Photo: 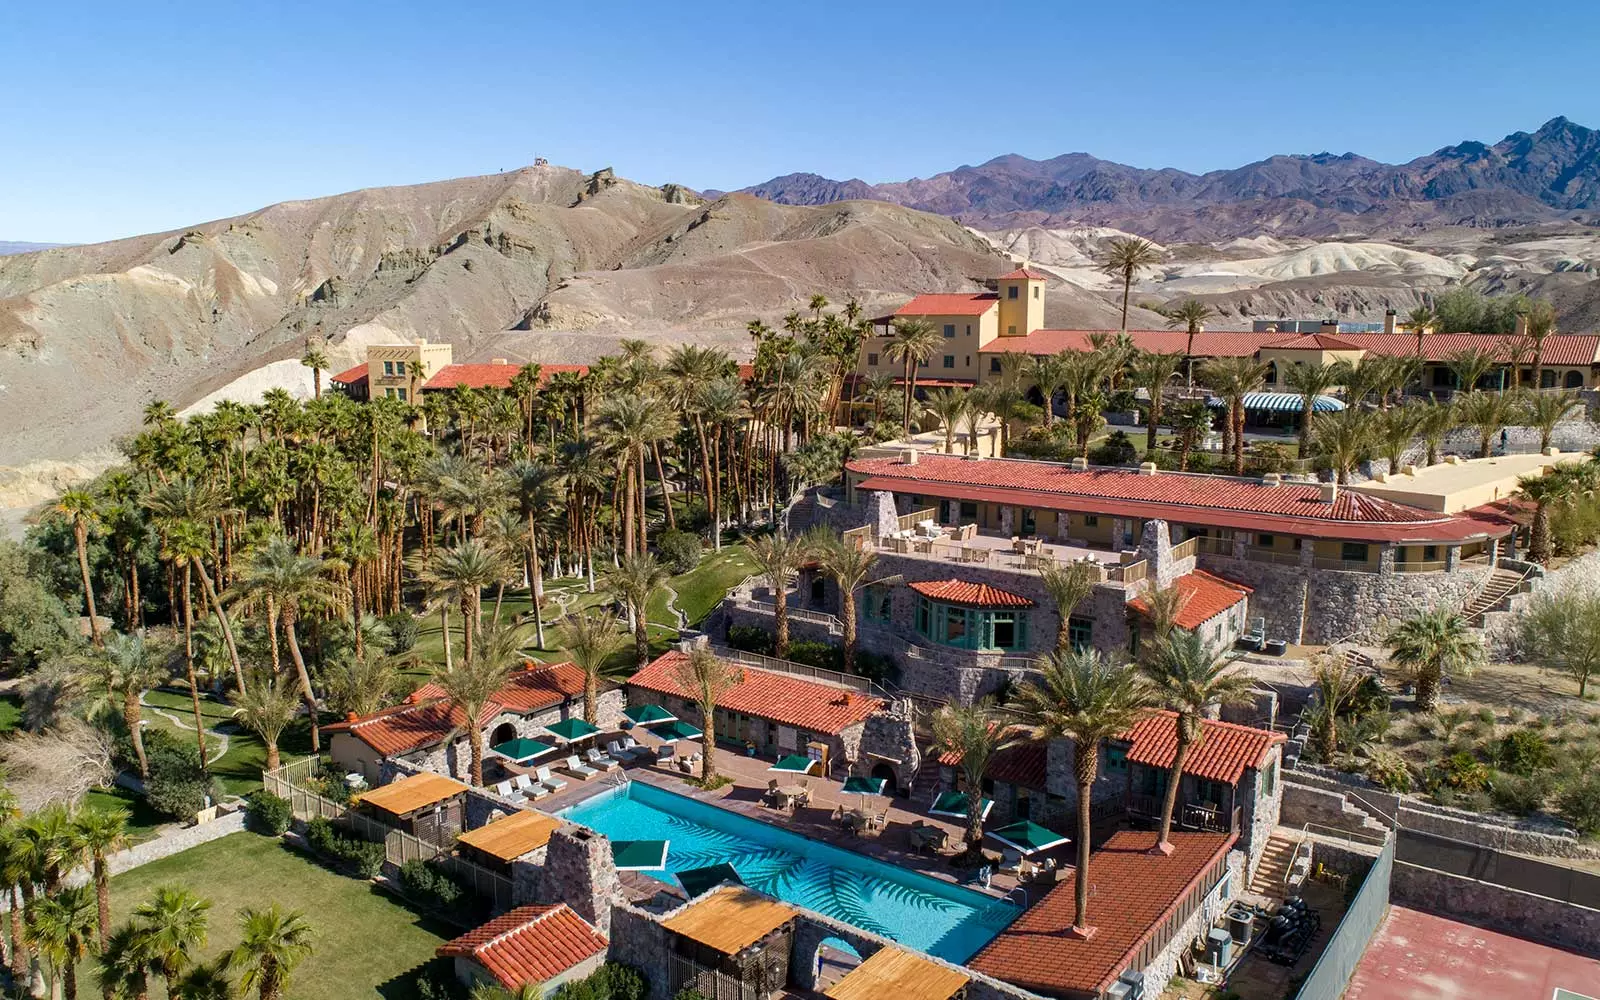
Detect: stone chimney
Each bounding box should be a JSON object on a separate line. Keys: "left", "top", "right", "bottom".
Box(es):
{"left": 1069, "top": 457, "right": 1089, "bottom": 471}
{"left": 1319, "top": 319, "right": 1340, "bottom": 336}
{"left": 1383, "top": 309, "right": 1397, "bottom": 335}
{"left": 538, "top": 825, "right": 619, "bottom": 935}
{"left": 1137, "top": 461, "right": 1158, "bottom": 476}
{"left": 901, "top": 448, "right": 919, "bottom": 465}
{"left": 1138, "top": 519, "right": 1180, "bottom": 587}
{"left": 1319, "top": 482, "right": 1338, "bottom": 503}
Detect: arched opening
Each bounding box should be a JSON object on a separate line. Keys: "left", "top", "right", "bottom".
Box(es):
{"left": 871, "top": 762, "right": 900, "bottom": 797}
{"left": 489, "top": 722, "right": 517, "bottom": 747}
{"left": 812, "top": 936, "right": 862, "bottom": 991}
{"left": 1565, "top": 370, "right": 1584, "bottom": 388}
{"left": 810, "top": 576, "right": 826, "bottom": 607}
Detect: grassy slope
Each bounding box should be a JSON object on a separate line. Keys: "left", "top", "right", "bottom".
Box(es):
{"left": 141, "top": 687, "right": 315, "bottom": 798}
{"left": 75, "top": 831, "right": 451, "bottom": 1000}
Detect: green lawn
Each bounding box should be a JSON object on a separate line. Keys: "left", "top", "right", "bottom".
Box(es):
{"left": 82, "top": 786, "right": 167, "bottom": 844}
{"left": 141, "top": 686, "right": 315, "bottom": 798}
{"left": 0, "top": 692, "right": 21, "bottom": 735}
{"left": 76, "top": 831, "right": 452, "bottom": 1000}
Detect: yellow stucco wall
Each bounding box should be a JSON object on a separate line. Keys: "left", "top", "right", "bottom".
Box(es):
{"left": 857, "top": 310, "right": 995, "bottom": 382}
{"left": 996, "top": 278, "right": 1045, "bottom": 338}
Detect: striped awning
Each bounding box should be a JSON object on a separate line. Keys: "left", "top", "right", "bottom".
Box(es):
{"left": 1207, "top": 391, "right": 1344, "bottom": 413}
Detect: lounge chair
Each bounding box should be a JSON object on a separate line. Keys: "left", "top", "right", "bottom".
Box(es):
{"left": 560, "top": 755, "right": 599, "bottom": 780}
{"left": 586, "top": 747, "right": 621, "bottom": 771}
{"left": 606, "top": 740, "right": 642, "bottom": 764}
{"left": 535, "top": 766, "right": 568, "bottom": 792}
{"left": 514, "top": 774, "right": 548, "bottom": 800}
{"left": 494, "top": 780, "right": 524, "bottom": 803}
{"left": 763, "top": 779, "right": 780, "bottom": 805}
{"left": 620, "top": 736, "right": 647, "bottom": 759}
{"left": 999, "top": 849, "right": 1024, "bottom": 876}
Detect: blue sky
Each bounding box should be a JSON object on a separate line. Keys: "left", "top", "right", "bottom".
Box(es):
{"left": 4, "top": 0, "right": 1596, "bottom": 244}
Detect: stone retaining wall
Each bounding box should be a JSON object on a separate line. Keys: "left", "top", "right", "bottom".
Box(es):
{"left": 1392, "top": 862, "right": 1600, "bottom": 956}
{"left": 107, "top": 810, "right": 247, "bottom": 877}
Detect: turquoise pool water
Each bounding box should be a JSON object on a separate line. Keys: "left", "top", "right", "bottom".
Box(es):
{"left": 558, "top": 780, "right": 1018, "bottom": 962}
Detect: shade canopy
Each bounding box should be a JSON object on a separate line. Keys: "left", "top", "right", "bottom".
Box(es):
{"left": 543, "top": 718, "right": 601, "bottom": 743}
{"left": 842, "top": 776, "right": 887, "bottom": 796}
{"left": 611, "top": 839, "right": 669, "bottom": 871}
{"left": 985, "top": 819, "right": 1070, "bottom": 855}
{"left": 929, "top": 790, "right": 992, "bottom": 821}
{"left": 623, "top": 703, "right": 677, "bottom": 726}
{"left": 490, "top": 737, "right": 554, "bottom": 762}
{"left": 769, "top": 755, "right": 820, "bottom": 776}
{"left": 648, "top": 720, "right": 703, "bottom": 742}
{"left": 676, "top": 863, "right": 743, "bottom": 898}
{"left": 1207, "top": 391, "right": 1345, "bottom": 413}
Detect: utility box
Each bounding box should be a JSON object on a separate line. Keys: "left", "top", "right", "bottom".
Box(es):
{"left": 1206, "top": 927, "right": 1233, "bottom": 966}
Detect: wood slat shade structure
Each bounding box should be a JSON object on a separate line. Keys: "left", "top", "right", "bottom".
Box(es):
{"left": 826, "top": 947, "right": 969, "bottom": 1000}
{"left": 661, "top": 886, "right": 794, "bottom": 955}
{"left": 456, "top": 811, "right": 560, "bottom": 862}
{"left": 358, "top": 772, "right": 468, "bottom": 818}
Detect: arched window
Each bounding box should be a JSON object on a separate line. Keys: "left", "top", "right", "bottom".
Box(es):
{"left": 1565, "top": 370, "right": 1584, "bottom": 388}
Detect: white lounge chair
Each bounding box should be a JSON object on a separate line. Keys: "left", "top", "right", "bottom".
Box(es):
{"left": 560, "top": 755, "right": 598, "bottom": 780}
{"left": 493, "top": 779, "right": 526, "bottom": 804}
{"left": 535, "top": 766, "right": 568, "bottom": 792}
{"left": 514, "top": 774, "right": 548, "bottom": 800}
{"left": 620, "top": 735, "right": 647, "bottom": 759}
{"left": 586, "top": 747, "right": 621, "bottom": 771}
{"left": 607, "top": 739, "right": 644, "bottom": 764}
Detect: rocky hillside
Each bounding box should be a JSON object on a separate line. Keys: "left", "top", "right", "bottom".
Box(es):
{"left": 742, "top": 117, "right": 1600, "bottom": 240}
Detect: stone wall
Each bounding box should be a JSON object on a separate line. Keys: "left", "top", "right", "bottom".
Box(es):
{"left": 605, "top": 904, "right": 672, "bottom": 1000}
{"left": 100, "top": 810, "right": 247, "bottom": 878}
{"left": 538, "top": 825, "right": 619, "bottom": 936}
{"left": 857, "top": 700, "right": 920, "bottom": 794}
{"left": 1239, "top": 747, "right": 1283, "bottom": 882}
{"left": 406, "top": 690, "right": 625, "bottom": 782}
{"left": 1392, "top": 862, "right": 1600, "bottom": 956}
{"left": 1138, "top": 849, "right": 1244, "bottom": 1000}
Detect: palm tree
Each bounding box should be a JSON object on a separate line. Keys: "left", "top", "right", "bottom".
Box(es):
{"left": 605, "top": 554, "right": 667, "bottom": 667}
{"left": 27, "top": 884, "right": 97, "bottom": 1000}
{"left": 1516, "top": 468, "right": 1574, "bottom": 564}
{"left": 1456, "top": 389, "right": 1520, "bottom": 458}
{"left": 163, "top": 520, "right": 245, "bottom": 696}
{"left": 1139, "top": 632, "right": 1254, "bottom": 851}
{"left": 412, "top": 540, "right": 505, "bottom": 669}
{"left": 667, "top": 648, "right": 741, "bottom": 784}
{"left": 1306, "top": 656, "right": 1363, "bottom": 763}
{"left": 930, "top": 700, "right": 1011, "bottom": 859}
{"left": 807, "top": 531, "right": 876, "bottom": 674}
{"left": 560, "top": 609, "right": 626, "bottom": 724}
{"left": 81, "top": 634, "right": 172, "bottom": 779}
{"left": 922, "top": 389, "right": 969, "bottom": 454}
{"left": 173, "top": 962, "right": 233, "bottom": 1000}
{"left": 1164, "top": 299, "right": 1211, "bottom": 388}
{"left": 883, "top": 319, "right": 942, "bottom": 440}
{"left": 231, "top": 669, "right": 299, "bottom": 772}
{"left": 1521, "top": 299, "right": 1558, "bottom": 388}
{"left": 1284, "top": 363, "right": 1341, "bottom": 457}
{"left": 1129, "top": 351, "right": 1183, "bottom": 451}
{"left": 1199, "top": 357, "right": 1269, "bottom": 474}
{"left": 1040, "top": 560, "right": 1100, "bottom": 653}
{"left": 53, "top": 490, "right": 104, "bottom": 647}
{"left": 1386, "top": 606, "right": 1483, "bottom": 712}
{"left": 507, "top": 459, "right": 562, "bottom": 649}
{"left": 746, "top": 532, "right": 806, "bottom": 658}
{"left": 226, "top": 906, "right": 313, "bottom": 1000}
{"left": 99, "top": 922, "right": 157, "bottom": 1000}
{"left": 433, "top": 620, "right": 526, "bottom": 786}
{"left": 1522, "top": 390, "right": 1579, "bottom": 453}
{"left": 134, "top": 886, "right": 210, "bottom": 1000}
{"left": 1009, "top": 650, "right": 1150, "bottom": 935}
{"left": 1312, "top": 409, "right": 1373, "bottom": 484}
{"left": 1098, "top": 237, "right": 1164, "bottom": 332}
{"left": 299, "top": 347, "right": 330, "bottom": 400}
{"left": 1025, "top": 354, "right": 1073, "bottom": 429}
{"left": 73, "top": 806, "right": 128, "bottom": 947}
{"left": 1169, "top": 401, "right": 1212, "bottom": 471}
{"left": 1373, "top": 405, "right": 1423, "bottom": 475}
{"left": 1446, "top": 347, "right": 1501, "bottom": 395}
{"left": 1414, "top": 399, "right": 1458, "bottom": 466}
{"left": 1407, "top": 305, "right": 1435, "bottom": 354}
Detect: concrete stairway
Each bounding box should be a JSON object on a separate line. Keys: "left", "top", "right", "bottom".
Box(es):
{"left": 909, "top": 748, "right": 944, "bottom": 806}
{"left": 1464, "top": 568, "right": 1526, "bottom": 625}
{"left": 1250, "top": 833, "right": 1303, "bottom": 894}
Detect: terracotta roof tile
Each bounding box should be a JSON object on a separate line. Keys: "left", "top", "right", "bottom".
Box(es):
{"left": 997, "top": 267, "right": 1050, "bottom": 281}
{"left": 895, "top": 293, "right": 999, "bottom": 317}
{"left": 629, "top": 652, "right": 883, "bottom": 736}
{"left": 1262, "top": 333, "right": 1364, "bottom": 350}
{"left": 909, "top": 579, "right": 1034, "bottom": 608}
{"left": 1128, "top": 570, "right": 1252, "bottom": 630}
{"left": 1342, "top": 332, "right": 1600, "bottom": 366}
{"left": 423, "top": 363, "right": 589, "bottom": 391}
{"left": 968, "top": 830, "right": 1235, "bottom": 996}
{"left": 938, "top": 741, "right": 1048, "bottom": 791}
{"left": 438, "top": 904, "right": 606, "bottom": 989}
{"left": 1120, "top": 711, "right": 1284, "bottom": 784}
{"left": 983, "top": 329, "right": 1265, "bottom": 358}
{"left": 330, "top": 363, "right": 369, "bottom": 384}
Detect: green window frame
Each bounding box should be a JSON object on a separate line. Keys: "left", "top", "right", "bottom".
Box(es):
{"left": 918, "top": 599, "right": 1029, "bottom": 651}
{"left": 1068, "top": 617, "right": 1093, "bottom": 652}
{"left": 1107, "top": 746, "right": 1128, "bottom": 771}
{"left": 863, "top": 585, "right": 892, "bottom": 623}
{"left": 1341, "top": 542, "right": 1369, "bottom": 563}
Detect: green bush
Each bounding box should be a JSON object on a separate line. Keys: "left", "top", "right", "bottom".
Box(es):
{"left": 1246, "top": 442, "right": 1293, "bottom": 475}
{"left": 726, "top": 625, "right": 774, "bottom": 655}
{"left": 1490, "top": 772, "right": 1553, "bottom": 816}
{"left": 1496, "top": 730, "right": 1554, "bottom": 776}
{"left": 553, "top": 962, "right": 647, "bottom": 1000}
{"left": 1438, "top": 751, "right": 1492, "bottom": 793}
{"left": 246, "top": 791, "right": 292, "bottom": 835}
{"left": 1366, "top": 751, "right": 1413, "bottom": 793}
{"left": 1088, "top": 430, "right": 1138, "bottom": 466}
{"left": 656, "top": 530, "right": 703, "bottom": 574}
{"left": 786, "top": 640, "right": 843, "bottom": 671}
{"left": 305, "top": 817, "right": 385, "bottom": 878}
{"left": 382, "top": 612, "right": 419, "bottom": 654}
{"left": 399, "top": 859, "right": 467, "bottom": 912}
{"left": 1556, "top": 773, "right": 1600, "bottom": 835}
{"left": 139, "top": 729, "right": 213, "bottom": 820}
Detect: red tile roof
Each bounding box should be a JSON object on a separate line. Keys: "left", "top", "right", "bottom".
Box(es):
{"left": 895, "top": 293, "right": 999, "bottom": 317}
{"left": 330, "top": 363, "right": 369, "bottom": 385}
{"left": 1343, "top": 332, "right": 1600, "bottom": 366}
{"left": 997, "top": 267, "right": 1050, "bottom": 281}
{"left": 909, "top": 579, "right": 1034, "bottom": 608}
{"left": 326, "top": 662, "right": 586, "bottom": 757}
{"left": 629, "top": 652, "right": 884, "bottom": 736}
{"left": 1128, "top": 570, "right": 1252, "bottom": 630}
{"left": 969, "top": 830, "right": 1235, "bottom": 996}
{"left": 938, "top": 741, "right": 1048, "bottom": 790}
{"left": 423, "top": 363, "right": 590, "bottom": 391}
{"left": 848, "top": 453, "right": 1511, "bottom": 544}
{"left": 1120, "top": 711, "right": 1284, "bottom": 784}
{"left": 437, "top": 904, "right": 606, "bottom": 989}
{"left": 1262, "top": 333, "right": 1364, "bottom": 351}
{"left": 983, "top": 329, "right": 1266, "bottom": 358}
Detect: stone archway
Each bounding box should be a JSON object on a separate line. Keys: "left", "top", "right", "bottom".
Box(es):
{"left": 871, "top": 762, "right": 901, "bottom": 797}
{"left": 490, "top": 721, "right": 517, "bottom": 747}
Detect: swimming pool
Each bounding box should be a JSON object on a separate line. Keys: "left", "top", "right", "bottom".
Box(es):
{"left": 558, "top": 780, "right": 1018, "bottom": 962}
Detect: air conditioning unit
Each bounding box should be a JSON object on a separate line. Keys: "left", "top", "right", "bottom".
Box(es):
{"left": 1117, "top": 969, "right": 1146, "bottom": 999}
{"left": 1105, "top": 983, "right": 1133, "bottom": 1000}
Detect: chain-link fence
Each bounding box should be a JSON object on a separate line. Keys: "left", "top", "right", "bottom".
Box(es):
{"left": 1291, "top": 833, "right": 1394, "bottom": 1000}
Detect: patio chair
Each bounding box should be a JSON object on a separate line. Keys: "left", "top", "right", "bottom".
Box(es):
{"left": 586, "top": 747, "right": 622, "bottom": 771}
{"left": 493, "top": 779, "right": 525, "bottom": 803}
{"left": 514, "top": 774, "right": 548, "bottom": 800}
{"left": 763, "top": 779, "right": 781, "bottom": 805}
{"left": 560, "top": 755, "right": 599, "bottom": 780}
{"left": 999, "top": 849, "right": 1024, "bottom": 876}
{"left": 608, "top": 739, "right": 644, "bottom": 764}
{"left": 535, "top": 765, "right": 569, "bottom": 792}
{"left": 620, "top": 735, "right": 648, "bottom": 758}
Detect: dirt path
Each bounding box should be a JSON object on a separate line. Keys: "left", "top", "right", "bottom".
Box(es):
{"left": 140, "top": 693, "right": 232, "bottom": 765}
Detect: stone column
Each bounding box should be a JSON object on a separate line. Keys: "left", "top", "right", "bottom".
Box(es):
{"left": 538, "top": 825, "right": 620, "bottom": 935}
{"left": 1231, "top": 533, "right": 1249, "bottom": 560}
{"left": 1000, "top": 505, "right": 1014, "bottom": 535}
{"left": 1446, "top": 544, "right": 1461, "bottom": 571}
{"left": 1111, "top": 518, "right": 1128, "bottom": 551}
{"left": 1139, "top": 519, "right": 1176, "bottom": 586}
{"left": 1378, "top": 543, "right": 1397, "bottom": 575}
{"left": 870, "top": 491, "right": 898, "bottom": 540}
{"left": 1299, "top": 539, "right": 1316, "bottom": 568}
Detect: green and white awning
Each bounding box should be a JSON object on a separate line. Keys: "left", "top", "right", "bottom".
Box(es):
{"left": 929, "top": 790, "right": 992, "bottom": 821}
{"left": 985, "top": 819, "right": 1069, "bottom": 855}
{"left": 623, "top": 704, "right": 677, "bottom": 726}
{"left": 490, "top": 737, "right": 554, "bottom": 762}
{"left": 542, "top": 718, "right": 601, "bottom": 743}
{"left": 769, "top": 755, "right": 820, "bottom": 776}
{"left": 1207, "top": 391, "right": 1344, "bottom": 413}
{"left": 611, "top": 839, "right": 669, "bottom": 871}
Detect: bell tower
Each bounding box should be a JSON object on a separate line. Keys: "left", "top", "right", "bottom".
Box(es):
{"left": 995, "top": 266, "right": 1047, "bottom": 336}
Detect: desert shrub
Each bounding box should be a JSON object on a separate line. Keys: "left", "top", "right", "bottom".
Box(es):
{"left": 1475, "top": 707, "right": 1497, "bottom": 726}
{"left": 1496, "top": 730, "right": 1554, "bottom": 776}
{"left": 305, "top": 817, "right": 385, "bottom": 877}
{"left": 382, "top": 612, "right": 419, "bottom": 654}
{"left": 1490, "top": 772, "right": 1553, "bottom": 816}
{"left": 1088, "top": 430, "right": 1138, "bottom": 466}
{"left": 1246, "top": 442, "right": 1293, "bottom": 474}
{"left": 553, "top": 963, "right": 647, "bottom": 1000}
{"left": 1366, "top": 751, "right": 1413, "bottom": 793}
{"left": 411, "top": 964, "right": 465, "bottom": 1000}
{"left": 1436, "top": 751, "right": 1491, "bottom": 793}
{"left": 725, "top": 625, "right": 774, "bottom": 655}
{"left": 656, "top": 529, "right": 702, "bottom": 574}
{"left": 786, "top": 640, "right": 843, "bottom": 671}
{"left": 1556, "top": 773, "right": 1600, "bottom": 835}
{"left": 245, "top": 790, "right": 292, "bottom": 835}
{"left": 399, "top": 859, "right": 467, "bottom": 911}
{"left": 139, "top": 729, "right": 213, "bottom": 819}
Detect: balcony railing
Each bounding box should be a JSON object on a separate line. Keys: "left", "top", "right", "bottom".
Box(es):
{"left": 1245, "top": 546, "right": 1303, "bottom": 566}
{"left": 1312, "top": 556, "right": 1379, "bottom": 573}
{"left": 1116, "top": 560, "right": 1149, "bottom": 584}
{"left": 1394, "top": 559, "right": 1448, "bottom": 574}
{"left": 896, "top": 507, "right": 940, "bottom": 533}
{"left": 1190, "top": 535, "right": 1235, "bottom": 557}
{"left": 1170, "top": 536, "right": 1199, "bottom": 560}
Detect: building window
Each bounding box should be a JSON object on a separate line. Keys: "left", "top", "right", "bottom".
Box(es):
{"left": 916, "top": 597, "right": 931, "bottom": 636}
{"left": 917, "top": 598, "right": 1029, "bottom": 651}
{"left": 1262, "top": 759, "right": 1277, "bottom": 795}
{"left": 382, "top": 361, "right": 395, "bottom": 376}
{"left": 1257, "top": 533, "right": 1274, "bottom": 548}
{"left": 1565, "top": 370, "right": 1584, "bottom": 388}
{"left": 943, "top": 355, "right": 955, "bottom": 369}
{"left": 1033, "top": 286, "right": 1040, "bottom": 299}
{"left": 965, "top": 356, "right": 971, "bottom": 367}
{"left": 863, "top": 585, "right": 893, "bottom": 623}
{"left": 959, "top": 501, "right": 978, "bottom": 521}
{"left": 1264, "top": 363, "right": 1277, "bottom": 385}
{"left": 919, "top": 359, "right": 928, "bottom": 368}
{"left": 989, "top": 358, "right": 1002, "bottom": 373}
{"left": 943, "top": 324, "right": 956, "bottom": 338}
{"left": 1021, "top": 508, "right": 1036, "bottom": 535}
{"left": 395, "top": 361, "right": 407, "bottom": 375}
{"left": 1341, "top": 542, "right": 1369, "bottom": 563}
{"left": 1007, "top": 325, "right": 1017, "bottom": 335}
{"left": 1424, "top": 545, "right": 1438, "bottom": 561}
{"left": 1083, "top": 515, "right": 1099, "bottom": 527}
{"left": 1008, "top": 286, "right": 1019, "bottom": 300}
{"left": 396, "top": 388, "right": 407, "bottom": 401}
{"left": 867, "top": 353, "right": 878, "bottom": 366}
{"left": 965, "top": 325, "right": 972, "bottom": 336}
{"left": 810, "top": 577, "right": 825, "bottom": 606}
{"left": 1068, "top": 617, "right": 1093, "bottom": 652}
{"left": 1107, "top": 746, "right": 1128, "bottom": 771}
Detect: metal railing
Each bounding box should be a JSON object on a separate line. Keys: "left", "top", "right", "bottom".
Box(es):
{"left": 1245, "top": 546, "right": 1304, "bottom": 566}
{"left": 1312, "top": 556, "right": 1379, "bottom": 573}
{"left": 1290, "top": 834, "right": 1394, "bottom": 1000}
{"left": 1393, "top": 559, "right": 1448, "bottom": 574}
{"left": 713, "top": 644, "right": 877, "bottom": 694}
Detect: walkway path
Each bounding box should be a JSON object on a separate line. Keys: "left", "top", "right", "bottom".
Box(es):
{"left": 140, "top": 691, "right": 232, "bottom": 765}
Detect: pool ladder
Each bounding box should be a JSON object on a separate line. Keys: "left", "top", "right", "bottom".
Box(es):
{"left": 606, "top": 771, "right": 631, "bottom": 789}
{"left": 1003, "top": 886, "right": 1029, "bottom": 908}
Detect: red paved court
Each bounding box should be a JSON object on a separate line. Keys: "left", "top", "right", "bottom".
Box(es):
{"left": 1345, "top": 906, "right": 1600, "bottom": 1000}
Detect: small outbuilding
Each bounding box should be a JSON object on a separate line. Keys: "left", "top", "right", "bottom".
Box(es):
{"left": 455, "top": 810, "right": 560, "bottom": 871}
{"left": 438, "top": 903, "right": 606, "bottom": 994}
{"left": 356, "top": 772, "right": 467, "bottom": 843}
{"left": 661, "top": 886, "right": 796, "bottom": 997}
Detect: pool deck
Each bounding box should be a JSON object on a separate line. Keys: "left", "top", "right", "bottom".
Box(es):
{"left": 536, "top": 742, "right": 1034, "bottom": 902}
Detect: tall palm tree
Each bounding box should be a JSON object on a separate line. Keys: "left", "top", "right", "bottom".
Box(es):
{"left": 73, "top": 806, "right": 128, "bottom": 948}
{"left": 1386, "top": 606, "right": 1482, "bottom": 712}
{"left": 299, "top": 347, "right": 330, "bottom": 400}
{"left": 1139, "top": 632, "right": 1254, "bottom": 851}
{"left": 173, "top": 962, "right": 233, "bottom": 1000}
{"left": 1025, "top": 354, "right": 1073, "bottom": 429}
{"left": 1199, "top": 357, "right": 1269, "bottom": 474}
{"left": 160, "top": 521, "right": 215, "bottom": 768}
{"left": 1283, "top": 363, "right": 1341, "bottom": 457}
{"left": 930, "top": 701, "right": 1012, "bottom": 859}
{"left": 226, "top": 905, "right": 313, "bottom": 1000}
{"left": 560, "top": 609, "right": 626, "bottom": 724}
{"left": 231, "top": 669, "right": 299, "bottom": 772}
{"left": 1522, "top": 390, "right": 1579, "bottom": 453}
{"left": 1521, "top": 299, "right": 1558, "bottom": 388}
{"left": 27, "top": 884, "right": 97, "bottom": 1000}
{"left": 1456, "top": 389, "right": 1520, "bottom": 458}
{"left": 1040, "top": 560, "right": 1101, "bottom": 653}
{"left": 1516, "top": 468, "right": 1574, "bottom": 564}
{"left": 1312, "top": 409, "right": 1373, "bottom": 484}
{"left": 52, "top": 490, "right": 104, "bottom": 647}
{"left": 667, "top": 648, "right": 741, "bottom": 784}
{"left": 1164, "top": 299, "right": 1211, "bottom": 388}
{"left": 81, "top": 634, "right": 172, "bottom": 779}
{"left": 1373, "top": 405, "right": 1423, "bottom": 475}
{"left": 883, "top": 318, "right": 942, "bottom": 440}
{"left": 1098, "top": 237, "right": 1164, "bottom": 332}
{"left": 410, "top": 539, "right": 504, "bottom": 671}
{"left": 1407, "top": 305, "right": 1435, "bottom": 355}
{"left": 1009, "top": 650, "right": 1151, "bottom": 935}
{"left": 595, "top": 394, "right": 676, "bottom": 554}
{"left": 99, "top": 922, "right": 157, "bottom": 1000}
{"left": 1129, "top": 351, "right": 1183, "bottom": 451}
{"left": 922, "top": 388, "right": 969, "bottom": 455}
{"left": 507, "top": 459, "right": 562, "bottom": 649}
{"left": 1446, "top": 347, "right": 1501, "bottom": 395}
{"left": 1169, "top": 401, "right": 1213, "bottom": 471}
{"left": 807, "top": 531, "right": 877, "bottom": 674}
{"left": 1414, "top": 399, "right": 1458, "bottom": 466}
{"left": 431, "top": 621, "right": 525, "bottom": 786}
{"left": 162, "top": 519, "right": 245, "bottom": 696}
{"left": 746, "top": 532, "right": 806, "bottom": 659}
{"left": 134, "top": 886, "right": 210, "bottom": 1000}
{"left": 605, "top": 554, "right": 667, "bottom": 668}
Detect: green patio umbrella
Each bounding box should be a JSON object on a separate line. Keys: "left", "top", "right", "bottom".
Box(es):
{"left": 543, "top": 717, "right": 601, "bottom": 744}
{"left": 841, "top": 776, "right": 887, "bottom": 796}
{"left": 676, "top": 863, "right": 742, "bottom": 898}
{"left": 768, "top": 754, "right": 819, "bottom": 776}
{"left": 611, "top": 839, "right": 669, "bottom": 872}
{"left": 490, "top": 737, "right": 554, "bottom": 762}
{"left": 985, "top": 819, "right": 1069, "bottom": 855}
{"left": 623, "top": 703, "right": 677, "bottom": 726}
{"left": 647, "top": 720, "right": 703, "bottom": 743}
{"left": 929, "top": 790, "right": 993, "bottom": 821}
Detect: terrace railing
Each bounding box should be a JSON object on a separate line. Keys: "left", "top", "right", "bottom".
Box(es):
{"left": 1311, "top": 556, "right": 1379, "bottom": 573}
{"left": 1393, "top": 559, "right": 1448, "bottom": 574}
{"left": 1190, "top": 535, "right": 1235, "bottom": 557}
{"left": 895, "top": 507, "right": 941, "bottom": 533}
{"left": 1170, "top": 536, "right": 1199, "bottom": 560}
{"left": 712, "top": 644, "right": 877, "bottom": 694}
{"left": 1245, "top": 546, "right": 1303, "bottom": 567}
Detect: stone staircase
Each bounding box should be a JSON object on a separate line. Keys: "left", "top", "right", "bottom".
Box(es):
{"left": 1250, "top": 833, "right": 1303, "bottom": 894}
{"left": 909, "top": 747, "right": 945, "bottom": 806}
{"left": 1464, "top": 568, "right": 1527, "bottom": 625}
